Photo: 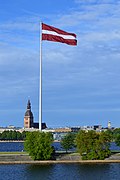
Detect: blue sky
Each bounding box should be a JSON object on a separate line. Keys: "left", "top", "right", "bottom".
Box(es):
{"left": 0, "top": 0, "right": 120, "bottom": 128}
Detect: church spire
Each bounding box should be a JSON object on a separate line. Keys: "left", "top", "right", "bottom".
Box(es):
{"left": 27, "top": 100, "right": 31, "bottom": 110}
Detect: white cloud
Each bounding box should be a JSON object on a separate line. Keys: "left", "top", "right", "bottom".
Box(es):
{"left": 75, "top": 0, "right": 120, "bottom": 4}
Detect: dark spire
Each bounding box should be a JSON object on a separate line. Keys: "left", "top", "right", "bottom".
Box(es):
{"left": 27, "top": 100, "right": 31, "bottom": 110}
{"left": 25, "top": 100, "right": 33, "bottom": 117}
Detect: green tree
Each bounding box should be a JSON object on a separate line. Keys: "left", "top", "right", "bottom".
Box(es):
{"left": 24, "top": 131, "right": 54, "bottom": 160}
{"left": 113, "top": 128, "right": 120, "bottom": 138}
{"left": 21, "top": 131, "right": 27, "bottom": 140}
{"left": 115, "top": 134, "right": 120, "bottom": 146}
{"left": 76, "top": 130, "right": 111, "bottom": 160}
{"left": 113, "top": 128, "right": 120, "bottom": 146}
{"left": 0, "top": 130, "right": 24, "bottom": 140}
{"left": 104, "top": 129, "right": 113, "bottom": 141}
{"left": 16, "top": 131, "right": 22, "bottom": 140}
{"left": 61, "top": 133, "right": 75, "bottom": 153}
{"left": 11, "top": 131, "right": 17, "bottom": 140}
{"left": 97, "top": 131, "right": 111, "bottom": 159}
{"left": 1, "top": 131, "right": 7, "bottom": 140}
{"left": 6, "top": 130, "right": 12, "bottom": 140}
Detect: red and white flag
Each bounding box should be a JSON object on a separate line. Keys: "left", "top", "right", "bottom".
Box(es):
{"left": 42, "top": 23, "right": 77, "bottom": 46}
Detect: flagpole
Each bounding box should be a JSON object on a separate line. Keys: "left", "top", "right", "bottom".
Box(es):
{"left": 39, "top": 22, "right": 42, "bottom": 131}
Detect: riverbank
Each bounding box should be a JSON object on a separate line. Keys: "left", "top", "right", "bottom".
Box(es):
{"left": 0, "top": 140, "right": 60, "bottom": 142}
{"left": 1, "top": 159, "right": 120, "bottom": 164}
{"left": 0, "top": 152, "right": 120, "bottom": 164}
{"left": 0, "top": 140, "right": 24, "bottom": 142}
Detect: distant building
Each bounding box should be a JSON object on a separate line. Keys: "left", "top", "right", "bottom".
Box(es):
{"left": 24, "top": 100, "right": 34, "bottom": 128}
{"left": 33, "top": 122, "right": 47, "bottom": 129}
{"left": 93, "top": 125, "right": 102, "bottom": 131}
{"left": 24, "top": 100, "right": 47, "bottom": 130}
{"left": 71, "top": 127, "right": 81, "bottom": 132}
{"left": 54, "top": 127, "right": 71, "bottom": 133}
{"left": 108, "top": 120, "right": 111, "bottom": 129}
{"left": 82, "top": 126, "right": 94, "bottom": 131}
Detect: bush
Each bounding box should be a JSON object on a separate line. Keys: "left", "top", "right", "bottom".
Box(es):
{"left": 24, "top": 131, "right": 54, "bottom": 160}
{"left": 76, "top": 130, "right": 111, "bottom": 160}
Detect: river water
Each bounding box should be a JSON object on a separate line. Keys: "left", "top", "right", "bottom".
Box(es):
{"left": 0, "top": 142, "right": 120, "bottom": 180}
{"left": 0, "top": 142, "right": 120, "bottom": 152}
{"left": 0, "top": 163, "right": 120, "bottom": 180}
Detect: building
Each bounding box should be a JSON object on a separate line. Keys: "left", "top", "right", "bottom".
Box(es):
{"left": 24, "top": 100, "right": 47, "bottom": 129}
{"left": 71, "top": 127, "right": 81, "bottom": 132}
{"left": 93, "top": 125, "right": 102, "bottom": 131}
{"left": 108, "top": 120, "right": 111, "bottom": 129}
{"left": 54, "top": 127, "right": 71, "bottom": 133}
{"left": 24, "top": 100, "right": 34, "bottom": 128}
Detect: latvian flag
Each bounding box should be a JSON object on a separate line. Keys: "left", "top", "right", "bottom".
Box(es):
{"left": 42, "top": 23, "right": 77, "bottom": 46}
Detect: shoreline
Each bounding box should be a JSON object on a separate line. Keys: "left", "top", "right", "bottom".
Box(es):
{"left": 0, "top": 140, "right": 60, "bottom": 143}
{"left": 1, "top": 159, "right": 120, "bottom": 164}
{"left": 0, "top": 140, "right": 24, "bottom": 142}
{"left": 0, "top": 153, "right": 120, "bottom": 164}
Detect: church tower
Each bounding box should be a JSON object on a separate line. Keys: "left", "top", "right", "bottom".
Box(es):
{"left": 108, "top": 120, "right": 111, "bottom": 129}
{"left": 24, "top": 100, "right": 34, "bottom": 128}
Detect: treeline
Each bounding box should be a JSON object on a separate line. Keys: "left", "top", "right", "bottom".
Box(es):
{"left": 0, "top": 130, "right": 27, "bottom": 140}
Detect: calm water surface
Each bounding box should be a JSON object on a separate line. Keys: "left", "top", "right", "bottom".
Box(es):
{"left": 0, "top": 142, "right": 120, "bottom": 152}
{"left": 0, "top": 142, "right": 24, "bottom": 152}
{"left": 0, "top": 163, "right": 120, "bottom": 180}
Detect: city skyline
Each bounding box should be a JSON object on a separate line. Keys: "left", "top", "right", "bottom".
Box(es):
{"left": 0, "top": 0, "right": 120, "bottom": 128}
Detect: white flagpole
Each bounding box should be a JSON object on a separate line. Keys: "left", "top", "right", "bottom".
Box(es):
{"left": 39, "top": 22, "right": 42, "bottom": 131}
